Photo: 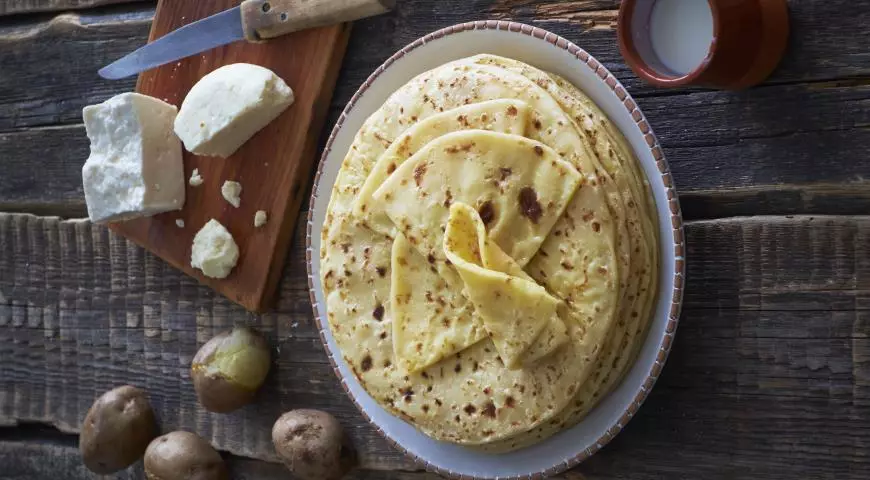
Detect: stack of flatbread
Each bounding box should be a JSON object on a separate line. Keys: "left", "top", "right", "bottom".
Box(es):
{"left": 320, "top": 55, "right": 659, "bottom": 451}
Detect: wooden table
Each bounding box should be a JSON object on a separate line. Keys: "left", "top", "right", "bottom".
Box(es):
{"left": 1, "top": 1, "right": 869, "bottom": 478}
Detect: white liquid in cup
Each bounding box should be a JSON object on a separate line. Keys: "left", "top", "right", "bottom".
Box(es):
{"left": 649, "top": 0, "right": 714, "bottom": 75}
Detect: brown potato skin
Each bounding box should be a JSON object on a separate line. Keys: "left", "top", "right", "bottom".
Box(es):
{"left": 144, "top": 431, "right": 228, "bottom": 480}
{"left": 190, "top": 327, "right": 271, "bottom": 413}
{"left": 272, "top": 409, "right": 356, "bottom": 480}
{"left": 79, "top": 385, "right": 157, "bottom": 474}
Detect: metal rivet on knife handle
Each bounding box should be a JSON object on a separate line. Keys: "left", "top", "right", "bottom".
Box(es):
{"left": 241, "top": 0, "right": 396, "bottom": 42}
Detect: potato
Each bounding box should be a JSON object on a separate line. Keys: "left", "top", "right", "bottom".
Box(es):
{"left": 190, "top": 326, "right": 271, "bottom": 412}
{"left": 272, "top": 409, "right": 356, "bottom": 480}
{"left": 144, "top": 431, "right": 228, "bottom": 480}
{"left": 79, "top": 385, "right": 157, "bottom": 474}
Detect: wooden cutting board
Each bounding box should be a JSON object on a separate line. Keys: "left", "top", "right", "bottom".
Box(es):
{"left": 110, "top": 0, "right": 351, "bottom": 312}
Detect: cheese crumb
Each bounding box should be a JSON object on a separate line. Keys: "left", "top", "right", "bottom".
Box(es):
{"left": 254, "top": 210, "right": 268, "bottom": 228}
{"left": 175, "top": 219, "right": 185, "bottom": 228}
{"left": 191, "top": 219, "right": 239, "bottom": 279}
{"left": 221, "top": 181, "right": 242, "bottom": 208}
{"left": 189, "top": 168, "right": 203, "bottom": 187}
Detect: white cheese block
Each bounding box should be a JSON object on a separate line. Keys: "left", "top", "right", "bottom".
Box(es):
{"left": 174, "top": 63, "right": 295, "bottom": 158}
{"left": 191, "top": 219, "right": 239, "bottom": 279}
{"left": 221, "top": 181, "right": 242, "bottom": 208}
{"left": 81, "top": 92, "right": 185, "bottom": 223}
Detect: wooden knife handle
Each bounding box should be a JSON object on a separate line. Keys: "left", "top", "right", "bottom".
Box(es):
{"left": 241, "top": 0, "right": 395, "bottom": 41}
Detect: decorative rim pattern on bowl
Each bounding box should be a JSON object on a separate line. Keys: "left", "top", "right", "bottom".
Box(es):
{"left": 305, "top": 20, "right": 686, "bottom": 480}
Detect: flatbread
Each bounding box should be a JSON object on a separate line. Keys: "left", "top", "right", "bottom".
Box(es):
{"left": 391, "top": 233, "right": 486, "bottom": 373}
{"left": 464, "top": 56, "right": 660, "bottom": 451}
{"left": 443, "top": 202, "right": 566, "bottom": 369}
{"left": 319, "top": 55, "right": 658, "bottom": 448}
{"left": 354, "top": 99, "right": 532, "bottom": 237}
{"left": 373, "top": 129, "right": 582, "bottom": 269}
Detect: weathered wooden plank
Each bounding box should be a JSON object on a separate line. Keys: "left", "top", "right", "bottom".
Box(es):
{"left": 4, "top": 5, "right": 870, "bottom": 217}
{"left": 0, "top": 0, "right": 142, "bottom": 16}
{"left": 2, "top": 213, "right": 870, "bottom": 478}
{"left": 0, "top": 125, "right": 87, "bottom": 216}
{"left": 682, "top": 185, "right": 870, "bottom": 220}
{"left": 0, "top": 436, "right": 446, "bottom": 479}
{"left": 7, "top": 80, "right": 870, "bottom": 218}
{"left": 0, "top": 6, "right": 151, "bottom": 130}
{"left": 4, "top": 0, "right": 870, "bottom": 132}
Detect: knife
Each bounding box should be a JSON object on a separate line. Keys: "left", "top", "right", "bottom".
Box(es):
{"left": 99, "top": 0, "right": 395, "bottom": 80}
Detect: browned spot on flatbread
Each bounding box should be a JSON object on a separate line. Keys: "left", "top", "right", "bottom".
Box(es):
{"left": 376, "top": 266, "right": 387, "bottom": 277}
{"left": 427, "top": 254, "right": 436, "bottom": 264}
{"left": 507, "top": 105, "right": 518, "bottom": 116}
{"left": 445, "top": 142, "right": 475, "bottom": 154}
{"left": 444, "top": 189, "right": 453, "bottom": 207}
{"left": 464, "top": 404, "right": 477, "bottom": 415}
{"left": 414, "top": 163, "right": 427, "bottom": 186}
{"left": 592, "top": 222, "right": 601, "bottom": 232}
{"left": 373, "top": 132, "right": 391, "bottom": 148}
{"left": 533, "top": 145, "right": 544, "bottom": 156}
{"left": 499, "top": 167, "right": 512, "bottom": 180}
{"left": 372, "top": 304, "right": 384, "bottom": 321}
{"left": 481, "top": 401, "right": 497, "bottom": 418}
{"left": 533, "top": 119, "right": 542, "bottom": 130}
{"left": 361, "top": 355, "right": 372, "bottom": 372}
{"left": 505, "top": 396, "right": 516, "bottom": 408}
{"left": 478, "top": 201, "right": 495, "bottom": 226}
{"left": 518, "top": 187, "right": 543, "bottom": 223}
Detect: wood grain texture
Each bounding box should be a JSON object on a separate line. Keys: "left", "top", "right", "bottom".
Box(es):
{"left": 6, "top": 84, "right": 870, "bottom": 219}
{"left": 4, "top": 0, "right": 870, "bottom": 477}
{"left": 0, "top": 6, "right": 151, "bottom": 131}
{"left": 2, "top": 213, "right": 870, "bottom": 478}
{"left": 0, "top": 0, "right": 141, "bottom": 16}
{"left": 0, "top": 437, "right": 447, "bottom": 479}
{"left": 4, "top": 3, "right": 870, "bottom": 220}
{"left": 6, "top": 0, "right": 870, "bottom": 130}
{"left": 110, "top": 0, "right": 351, "bottom": 312}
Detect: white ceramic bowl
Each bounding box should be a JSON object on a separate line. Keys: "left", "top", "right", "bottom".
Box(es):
{"left": 306, "top": 21, "right": 685, "bottom": 480}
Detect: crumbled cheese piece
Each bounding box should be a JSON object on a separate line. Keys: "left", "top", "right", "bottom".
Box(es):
{"left": 190, "top": 219, "right": 239, "bottom": 279}
{"left": 189, "top": 168, "right": 203, "bottom": 187}
{"left": 81, "top": 92, "right": 185, "bottom": 223}
{"left": 221, "top": 181, "right": 242, "bottom": 208}
{"left": 175, "top": 219, "right": 185, "bottom": 228}
{"left": 174, "top": 63, "right": 295, "bottom": 158}
{"left": 254, "top": 210, "right": 268, "bottom": 228}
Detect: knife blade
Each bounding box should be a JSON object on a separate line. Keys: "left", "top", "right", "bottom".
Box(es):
{"left": 99, "top": 0, "right": 395, "bottom": 80}
{"left": 99, "top": 7, "right": 244, "bottom": 80}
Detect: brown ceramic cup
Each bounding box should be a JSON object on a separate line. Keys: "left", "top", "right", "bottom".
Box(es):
{"left": 618, "top": 0, "right": 789, "bottom": 89}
